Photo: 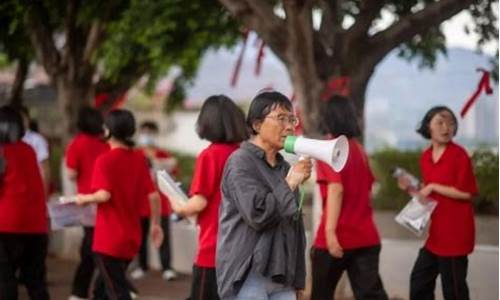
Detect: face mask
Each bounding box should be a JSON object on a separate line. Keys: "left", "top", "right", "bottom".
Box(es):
{"left": 138, "top": 134, "right": 156, "bottom": 146}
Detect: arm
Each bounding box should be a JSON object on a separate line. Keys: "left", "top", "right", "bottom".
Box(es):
{"left": 420, "top": 183, "right": 473, "bottom": 201}
{"left": 324, "top": 183, "right": 344, "bottom": 258}
{"left": 148, "top": 191, "right": 164, "bottom": 248}
{"left": 76, "top": 189, "right": 110, "bottom": 205}
{"left": 40, "top": 159, "right": 51, "bottom": 197}
{"left": 67, "top": 167, "right": 78, "bottom": 181}
{"left": 170, "top": 194, "right": 207, "bottom": 217}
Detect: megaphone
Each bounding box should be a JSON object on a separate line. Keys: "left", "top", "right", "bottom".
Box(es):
{"left": 284, "top": 135, "right": 349, "bottom": 172}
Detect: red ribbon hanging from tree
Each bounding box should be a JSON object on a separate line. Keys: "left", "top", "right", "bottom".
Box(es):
{"left": 255, "top": 39, "right": 266, "bottom": 76}
{"left": 460, "top": 69, "right": 493, "bottom": 118}
{"left": 230, "top": 30, "right": 249, "bottom": 87}
{"left": 321, "top": 76, "right": 351, "bottom": 101}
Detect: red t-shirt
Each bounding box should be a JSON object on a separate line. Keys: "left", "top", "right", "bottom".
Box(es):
{"left": 421, "top": 142, "right": 478, "bottom": 256}
{"left": 314, "top": 139, "right": 380, "bottom": 250}
{"left": 91, "top": 148, "right": 156, "bottom": 259}
{"left": 189, "top": 143, "right": 239, "bottom": 267}
{"left": 65, "top": 133, "right": 109, "bottom": 194}
{"left": 138, "top": 148, "right": 175, "bottom": 217}
{"left": 0, "top": 141, "right": 47, "bottom": 233}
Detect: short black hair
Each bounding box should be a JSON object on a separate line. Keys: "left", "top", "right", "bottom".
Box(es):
{"left": 196, "top": 95, "right": 248, "bottom": 143}
{"left": 416, "top": 106, "right": 458, "bottom": 139}
{"left": 77, "top": 107, "right": 104, "bottom": 135}
{"left": 139, "top": 120, "right": 159, "bottom": 133}
{"left": 0, "top": 106, "right": 25, "bottom": 144}
{"left": 246, "top": 91, "right": 293, "bottom": 135}
{"left": 320, "top": 95, "right": 361, "bottom": 138}
{"left": 104, "top": 109, "right": 136, "bottom": 147}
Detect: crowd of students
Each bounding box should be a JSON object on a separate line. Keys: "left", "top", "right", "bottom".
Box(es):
{"left": 0, "top": 90, "right": 478, "bottom": 300}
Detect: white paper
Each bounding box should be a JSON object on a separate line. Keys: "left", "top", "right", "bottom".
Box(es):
{"left": 47, "top": 199, "right": 96, "bottom": 230}
{"left": 156, "top": 170, "right": 196, "bottom": 225}
{"left": 395, "top": 196, "right": 437, "bottom": 236}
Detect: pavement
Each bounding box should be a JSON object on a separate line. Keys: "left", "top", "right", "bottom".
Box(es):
{"left": 18, "top": 238, "right": 498, "bottom": 300}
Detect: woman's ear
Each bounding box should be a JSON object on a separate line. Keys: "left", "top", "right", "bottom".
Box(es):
{"left": 252, "top": 121, "right": 262, "bottom": 134}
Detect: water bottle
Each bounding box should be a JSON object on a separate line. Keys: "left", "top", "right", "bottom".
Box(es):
{"left": 392, "top": 167, "right": 420, "bottom": 192}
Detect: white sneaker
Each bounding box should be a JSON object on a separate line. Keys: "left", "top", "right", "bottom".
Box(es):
{"left": 162, "top": 269, "right": 178, "bottom": 281}
{"left": 130, "top": 291, "right": 138, "bottom": 299}
{"left": 68, "top": 296, "right": 87, "bottom": 300}
{"left": 130, "top": 268, "right": 146, "bottom": 280}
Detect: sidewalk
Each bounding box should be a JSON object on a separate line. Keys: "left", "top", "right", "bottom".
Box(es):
{"left": 19, "top": 238, "right": 498, "bottom": 300}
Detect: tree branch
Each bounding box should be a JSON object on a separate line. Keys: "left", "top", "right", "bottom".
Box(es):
{"left": 218, "top": 0, "right": 289, "bottom": 63}
{"left": 83, "top": 20, "right": 105, "bottom": 63}
{"left": 369, "top": 0, "right": 474, "bottom": 63}
{"left": 318, "top": 0, "right": 342, "bottom": 51}
{"left": 345, "top": 0, "right": 385, "bottom": 40}
{"left": 24, "top": 2, "right": 60, "bottom": 77}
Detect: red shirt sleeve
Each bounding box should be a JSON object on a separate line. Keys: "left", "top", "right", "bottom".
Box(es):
{"left": 316, "top": 160, "right": 341, "bottom": 184}
{"left": 65, "top": 139, "right": 79, "bottom": 170}
{"left": 189, "top": 150, "right": 216, "bottom": 198}
{"left": 91, "top": 156, "right": 112, "bottom": 192}
{"left": 454, "top": 150, "right": 478, "bottom": 195}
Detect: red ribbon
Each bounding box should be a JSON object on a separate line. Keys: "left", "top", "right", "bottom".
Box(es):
{"left": 321, "top": 76, "right": 351, "bottom": 101}
{"left": 460, "top": 69, "right": 493, "bottom": 118}
{"left": 94, "top": 92, "right": 126, "bottom": 111}
{"left": 255, "top": 40, "right": 265, "bottom": 76}
{"left": 230, "top": 30, "right": 249, "bottom": 87}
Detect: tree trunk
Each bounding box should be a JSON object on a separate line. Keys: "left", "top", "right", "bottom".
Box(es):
{"left": 9, "top": 57, "right": 29, "bottom": 108}
{"left": 55, "top": 75, "right": 94, "bottom": 143}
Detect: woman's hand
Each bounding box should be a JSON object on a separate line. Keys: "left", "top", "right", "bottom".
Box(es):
{"left": 286, "top": 158, "right": 313, "bottom": 190}
{"left": 397, "top": 176, "right": 411, "bottom": 191}
{"left": 326, "top": 233, "right": 344, "bottom": 258}
{"left": 75, "top": 194, "right": 89, "bottom": 206}
{"left": 150, "top": 223, "right": 164, "bottom": 248}
{"left": 419, "top": 184, "right": 434, "bottom": 198}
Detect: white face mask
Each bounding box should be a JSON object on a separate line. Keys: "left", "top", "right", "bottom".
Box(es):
{"left": 138, "top": 134, "right": 156, "bottom": 146}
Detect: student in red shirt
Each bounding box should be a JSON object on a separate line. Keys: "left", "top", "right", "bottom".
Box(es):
{"left": 131, "top": 120, "right": 179, "bottom": 281}
{"left": 169, "top": 95, "right": 248, "bottom": 300}
{"left": 75, "top": 109, "right": 163, "bottom": 300}
{"left": 0, "top": 106, "right": 50, "bottom": 300}
{"left": 66, "top": 107, "right": 110, "bottom": 300}
{"left": 400, "top": 106, "right": 478, "bottom": 300}
{"left": 311, "top": 96, "right": 388, "bottom": 300}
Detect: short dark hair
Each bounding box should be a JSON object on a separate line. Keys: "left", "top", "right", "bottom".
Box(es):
{"left": 320, "top": 95, "right": 361, "bottom": 138}
{"left": 0, "top": 106, "right": 25, "bottom": 144}
{"left": 77, "top": 107, "right": 104, "bottom": 135}
{"left": 139, "top": 120, "right": 159, "bottom": 133}
{"left": 416, "top": 106, "right": 458, "bottom": 139}
{"left": 246, "top": 91, "right": 293, "bottom": 135}
{"left": 104, "top": 109, "right": 136, "bottom": 147}
{"left": 196, "top": 95, "right": 248, "bottom": 143}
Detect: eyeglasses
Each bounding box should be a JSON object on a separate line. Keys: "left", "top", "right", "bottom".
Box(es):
{"left": 266, "top": 114, "right": 300, "bottom": 126}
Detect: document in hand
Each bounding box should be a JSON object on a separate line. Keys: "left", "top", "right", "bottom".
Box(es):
{"left": 47, "top": 198, "right": 96, "bottom": 230}
{"left": 395, "top": 196, "right": 437, "bottom": 236}
{"left": 156, "top": 170, "right": 196, "bottom": 225}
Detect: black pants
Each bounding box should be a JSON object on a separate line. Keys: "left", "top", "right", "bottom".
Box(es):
{"left": 93, "top": 253, "right": 133, "bottom": 300}
{"left": 138, "top": 216, "right": 172, "bottom": 271}
{"left": 0, "top": 233, "right": 50, "bottom": 300}
{"left": 311, "top": 245, "right": 388, "bottom": 300}
{"left": 71, "top": 227, "right": 95, "bottom": 298}
{"left": 189, "top": 265, "right": 219, "bottom": 300}
{"left": 410, "top": 247, "right": 470, "bottom": 300}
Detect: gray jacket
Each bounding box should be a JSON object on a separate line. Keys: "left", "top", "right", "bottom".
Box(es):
{"left": 216, "top": 141, "right": 306, "bottom": 299}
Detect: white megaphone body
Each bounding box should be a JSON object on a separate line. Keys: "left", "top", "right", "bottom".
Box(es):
{"left": 283, "top": 135, "right": 349, "bottom": 172}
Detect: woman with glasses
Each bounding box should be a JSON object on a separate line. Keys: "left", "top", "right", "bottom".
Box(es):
{"left": 216, "top": 91, "right": 311, "bottom": 300}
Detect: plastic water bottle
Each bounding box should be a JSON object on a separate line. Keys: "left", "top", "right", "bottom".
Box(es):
{"left": 392, "top": 167, "right": 420, "bottom": 192}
